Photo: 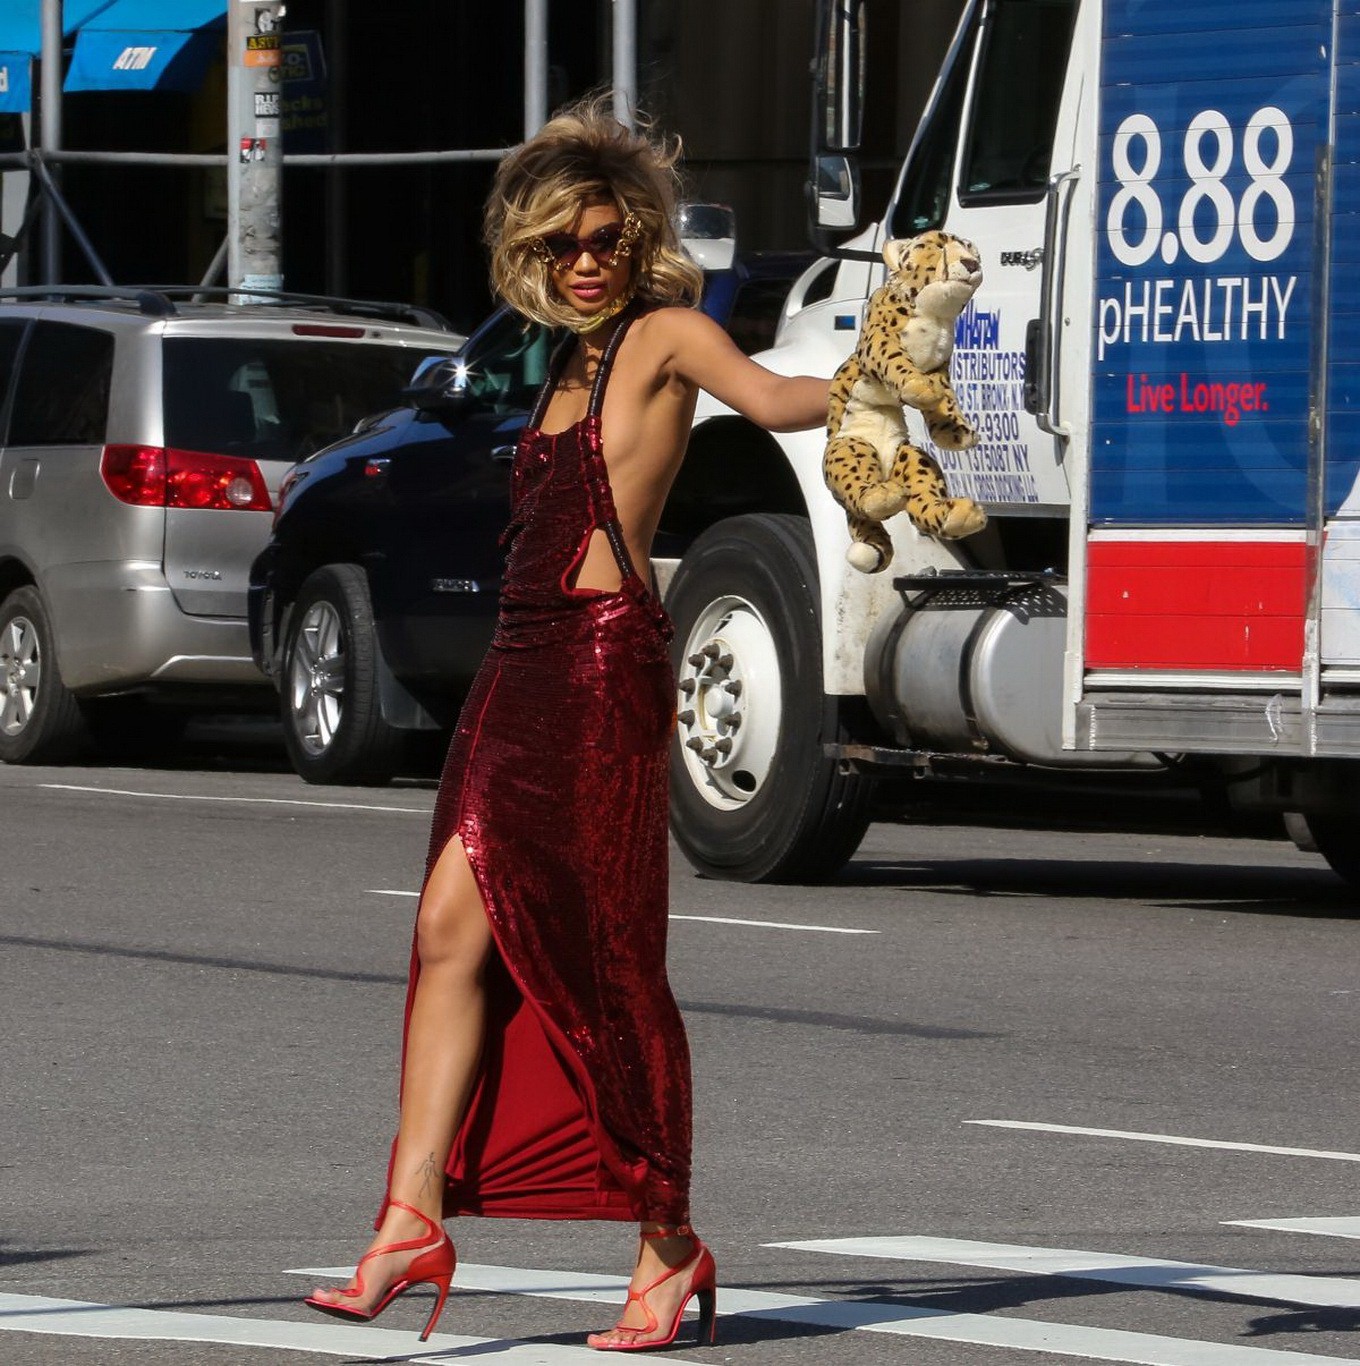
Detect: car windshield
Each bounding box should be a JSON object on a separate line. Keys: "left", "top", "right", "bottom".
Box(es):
{"left": 163, "top": 338, "right": 451, "bottom": 463}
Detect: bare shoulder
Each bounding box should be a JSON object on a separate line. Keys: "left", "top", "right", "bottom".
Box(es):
{"left": 634, "top": 303, "right": 728, "bottom": 354}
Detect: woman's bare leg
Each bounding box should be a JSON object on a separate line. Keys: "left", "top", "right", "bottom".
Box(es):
{"left": 311, "top": 836, "right": 493, "bottom": 1309}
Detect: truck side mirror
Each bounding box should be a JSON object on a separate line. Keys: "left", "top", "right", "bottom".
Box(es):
{"left": 813, "top": 153, "right": 860, "bottom": 230}
{"left": 817, "top": 0, "right": 865, "bottom": 153}
{"left": 810, "top": 0, "right": 866, "bottom": 239}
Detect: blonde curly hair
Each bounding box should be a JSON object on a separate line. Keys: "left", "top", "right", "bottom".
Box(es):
{"left": 484, "top": 94, "right": 704, "bottom": 329}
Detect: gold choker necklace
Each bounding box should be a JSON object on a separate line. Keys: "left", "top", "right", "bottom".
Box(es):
{"left": 565, "top": 288, "right": 635, "bottom": 335}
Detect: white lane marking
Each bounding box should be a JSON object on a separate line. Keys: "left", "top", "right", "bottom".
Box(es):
{"left": 289, "top": 1263, "right": 1360, "bottom": 1366}
{"left": 669, "top": 914, "right": 878, "bottom": 935}
{"left": 1226, "top": 1218, "right": 1360, "bottom": 1240}
{"left": 367, "top": 889, "right": 877, "bottom": 934}
{"left": 0, "top": 1289, "right": 697, "bottom": 1362}
{"left": 41, "top": 783, "right": 427, "bottom": 815}
{"left": 769, "top": 1236, "right": 1360, "bottom": 1310}
{"left": 966, "top": 1119, "right": 1360, "bottom": 1163}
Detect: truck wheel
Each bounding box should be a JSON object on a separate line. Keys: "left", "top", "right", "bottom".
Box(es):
{"left": 1303, "top": 814, "right": 1360, "bottom": 887}
{"left": 0, "top": 586, "right": 87, "bottom": 765}
{"left": 666, "top": 513, "right": 873, "bottom": 882}
{"left": 281, "top": 564, "right": 403, "bottom": 785}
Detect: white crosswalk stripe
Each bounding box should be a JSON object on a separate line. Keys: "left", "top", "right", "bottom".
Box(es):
{"left": 1225, "top": 1218, "right": 1360, "bottom": 1241}
{"left": 0, "top": 1288, "right": 709, "bottom": 1363}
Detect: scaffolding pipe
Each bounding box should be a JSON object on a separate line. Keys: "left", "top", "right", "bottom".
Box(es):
{"left": 40, "top": 0, "right": 62, "bottom": 282}
{"left": 325, "top": 0, "right": 348, "bottom": 295}
{"left": 29, "top": 154, "right": 113, "bottom": 284}
{"left": 613, "top": 0, "right": 636, "bottom": 129}
{"left": 524, "top": 0, "right": 548, "bottom": 138}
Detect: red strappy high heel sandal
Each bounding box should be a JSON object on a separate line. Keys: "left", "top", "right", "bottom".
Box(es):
{"left": 586, "top": 1224, "right": 718, "bottom": 1352}
{"left": 304, "top": 1199, "right": 456, "bottom": 1342}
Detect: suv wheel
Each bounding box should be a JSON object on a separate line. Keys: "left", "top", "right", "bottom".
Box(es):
{"left": 0, "top": 586, "right": 88, "bottom": 764}
{"left": 281, "top": 564, "right": 404, "bottom": 785}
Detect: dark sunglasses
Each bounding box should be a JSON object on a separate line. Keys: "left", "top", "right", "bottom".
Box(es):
{"left": 532, "top": 213, "right": 643, "bottom": 270}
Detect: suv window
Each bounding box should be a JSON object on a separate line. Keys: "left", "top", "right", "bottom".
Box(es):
{"left": 10, "top": 321, "right": 114, "bottom": 445}
{"left": 0, "top": 319, "right": 26, "bottom": 438}
{"left": 459, "top": 312, "right": 556, "bottom": 413}
{"left": 726, "top": 278, "right": 798, "bottom": 356}
{"left": 163, "top": 338, "right": 450, "bottom": 462}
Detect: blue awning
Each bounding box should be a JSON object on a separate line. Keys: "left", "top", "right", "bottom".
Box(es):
{"left": 0, "top": 2, "right": 117, "bottom": 113}
{"left": 0, "top": 52, "right": 34, "bottom": 115}
{"left": 66, "top": 0, "right": 226, "bottom": 94}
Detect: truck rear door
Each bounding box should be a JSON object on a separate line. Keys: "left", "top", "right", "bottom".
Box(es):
{"left": 1072, "top": 0, "right": 1338, "bottom": 756}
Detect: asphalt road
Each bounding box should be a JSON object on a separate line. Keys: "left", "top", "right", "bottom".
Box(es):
{"left": 1, "top": 742, "right": 1358, "bottom": 1366}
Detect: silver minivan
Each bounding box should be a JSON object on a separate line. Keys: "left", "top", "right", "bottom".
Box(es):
{"left": 0, "top": 289, "right": 459, "bottom": 763}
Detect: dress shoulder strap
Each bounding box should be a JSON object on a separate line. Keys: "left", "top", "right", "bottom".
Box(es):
{"left": 586, "top": 306, "right": 639, "bottom": 418}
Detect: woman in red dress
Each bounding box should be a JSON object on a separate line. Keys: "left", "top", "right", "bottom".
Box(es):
{"left": 305, "top": 96, "right": 829, "bottom": 1351}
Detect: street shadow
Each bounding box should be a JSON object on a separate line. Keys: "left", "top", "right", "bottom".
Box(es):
{"left": 1246, "top": 1306, "right": 1360, "bottom": 1337}
{"left": 836, "top": 855, "right": 1356, "bottom": 916}
{"left": 0, "top": 1243, "right": 95, "bottom": 1270}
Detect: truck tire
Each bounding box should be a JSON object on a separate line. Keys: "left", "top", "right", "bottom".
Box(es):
{"left": 666, "top": 513, "right": 873, "bottom": 882}
{"left": 281, "top": 564, "right": 404, "bottom": 785}
{"left": 0, "top": 585, "right": 88, "bottom": 765}
{"left": 1303, "top": 814, "right": 1360, "bottom": 887}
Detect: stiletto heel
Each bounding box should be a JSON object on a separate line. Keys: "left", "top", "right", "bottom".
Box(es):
{"left": 419, "top": 1270, "right": 454, "bottom": 1342}
{"left": 304, "top": 1199, "right": 456, "bottom": 1340}
{"left": 586, "top": 1224, "right": 718, "bottom": 1352}
{"left": 695, "top": 1286, "right": 717, "bottom": 1345}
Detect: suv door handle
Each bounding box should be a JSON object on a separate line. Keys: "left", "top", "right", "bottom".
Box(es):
{"left": 491, "top": 444, "right": 517, "bottom": 462}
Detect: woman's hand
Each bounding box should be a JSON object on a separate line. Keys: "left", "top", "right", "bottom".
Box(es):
{"left": 654, "top": 307, "right": 830, "bottom": 433}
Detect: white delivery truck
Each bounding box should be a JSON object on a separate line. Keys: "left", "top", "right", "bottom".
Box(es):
{"left": 663, "top": 0, "right": 1360, "bottom": 886}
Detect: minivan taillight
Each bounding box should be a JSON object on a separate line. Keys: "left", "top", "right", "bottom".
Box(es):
{"left": 100, "top": 445, "right": 272, "bottom": 512}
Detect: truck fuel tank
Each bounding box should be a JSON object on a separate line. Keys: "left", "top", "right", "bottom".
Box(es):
{"left": 865, "top": 570, "right": 1154, "bottom": 768}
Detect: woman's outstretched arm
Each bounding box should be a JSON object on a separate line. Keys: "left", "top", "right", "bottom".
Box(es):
{"left": 655, "top": 306, "right": 831, "bottom": 433}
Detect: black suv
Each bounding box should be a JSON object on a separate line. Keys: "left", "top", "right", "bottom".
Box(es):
{"left": 250, "top": 254, "right": 817, "bottom": 783}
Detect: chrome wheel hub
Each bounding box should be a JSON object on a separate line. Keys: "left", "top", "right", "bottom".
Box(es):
{"left": 288, "top": 601, "right": 345, "bottom": 756}
{"left": 675, "top": 595, "right": 781, "bottom": 810}
{"left": 0, "top": 615, "right": 41, "bottom": 737}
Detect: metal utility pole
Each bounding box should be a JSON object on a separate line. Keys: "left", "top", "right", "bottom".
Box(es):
{"left": 613, "top": 0, "right": 636, "bottom": 129}
{"left": 524, "top": 0, "right": 548, "bottom": 138}
{"left": 39, "top": 0, "right": 62, "bottom": 283}
{"left": 227, "top": 1, "right": 286, "bottom": 299}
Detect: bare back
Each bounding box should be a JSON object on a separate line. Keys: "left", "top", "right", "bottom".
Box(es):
{"left": 539, "top": 308, "right": 700, "bottom": 592}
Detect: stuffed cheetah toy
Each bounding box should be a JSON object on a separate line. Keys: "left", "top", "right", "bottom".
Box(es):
{"left": 824, "top": 230, "right": 988, "bottom": 573}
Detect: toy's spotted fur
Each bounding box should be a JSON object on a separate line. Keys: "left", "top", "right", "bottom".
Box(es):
{"left": 824, "top": 230, "right": 987, "bottom": 573}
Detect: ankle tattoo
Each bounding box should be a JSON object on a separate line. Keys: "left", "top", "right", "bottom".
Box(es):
{"left": 415, "top": 1152, "right": 440, "bottom": 1200}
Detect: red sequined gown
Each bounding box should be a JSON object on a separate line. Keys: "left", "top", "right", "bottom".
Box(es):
{"left": 388, "top": 312, "right": 691, "bottom": 1224}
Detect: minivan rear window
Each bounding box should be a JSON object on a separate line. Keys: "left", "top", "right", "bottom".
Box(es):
{"left": 10, "top": 321, "right": 114, "bottom": 446}
{"left": 163, "top": 339, "right": 450, "bottom": 463}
